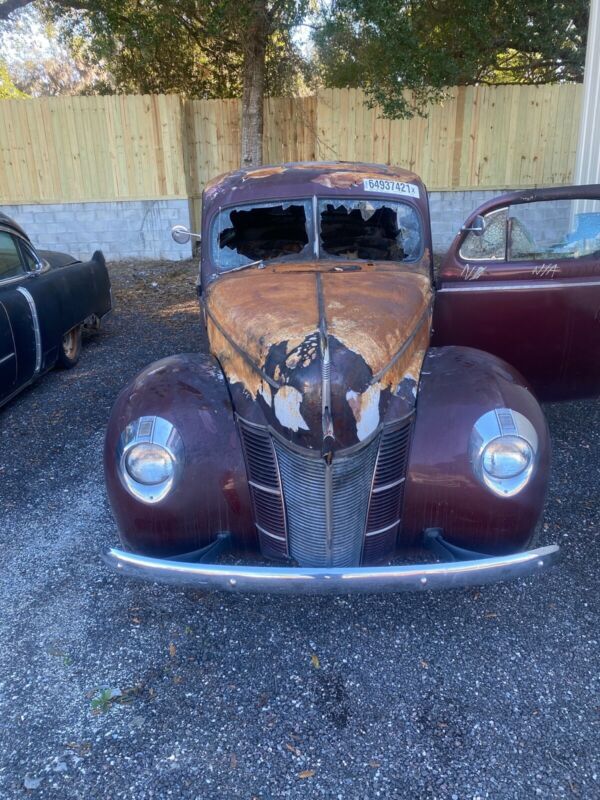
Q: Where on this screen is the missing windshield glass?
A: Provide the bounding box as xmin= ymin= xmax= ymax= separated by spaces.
xmin=319 ymin=200 xmax=421 ymax=261
xmin=219 ymin=203 xmax=309 ymax=263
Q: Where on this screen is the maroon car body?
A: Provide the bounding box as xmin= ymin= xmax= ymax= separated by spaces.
xmin=103 ymin=162 xmax=599 ymax=593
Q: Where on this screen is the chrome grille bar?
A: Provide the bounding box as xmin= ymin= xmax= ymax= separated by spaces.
xmin=274 ymin=435 xmax=379 ymax=568
xmin=238 ymin=420 xmax=288 ymax=559
xmin=363 ymin=417 xmax=413 ymax=564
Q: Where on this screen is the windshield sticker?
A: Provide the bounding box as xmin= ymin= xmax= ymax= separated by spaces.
xmin=363 ymin=178 xmax=420 ymax=199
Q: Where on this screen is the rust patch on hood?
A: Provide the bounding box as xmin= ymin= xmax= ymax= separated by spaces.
xmin=206 ymin=264 xmax=432 ymax=448
xmin=207 ymin=266 xmax=431 ymax=394
xmin=322 ymin=270 xmax=431 ymax=384
xmin=206 ymin=270 xmax=320 ymax=398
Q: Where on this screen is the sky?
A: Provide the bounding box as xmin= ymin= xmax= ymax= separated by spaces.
xmin=0 ymin=7 xmax=65 ymax=67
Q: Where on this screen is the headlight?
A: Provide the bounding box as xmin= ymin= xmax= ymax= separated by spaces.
xmin=117 ymin=416 xmax=183 ymax=503
xmin=482 ymin=436 xmax=532 ymax=479
xmin=470 ymin=408 xmax=538 ymax=497
xmin=125 ymin=443 xmax=174 ymax=485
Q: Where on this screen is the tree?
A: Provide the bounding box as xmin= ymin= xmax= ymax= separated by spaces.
xmin=313 ymin=0 xmax=589 ymax=118
xmin=0 ymin=8 xmax=106 ymax=95
xmin=0 ymin=58 xmax=26 ymax=97
xmin=0 ymin=0 xmax=309 ymax=165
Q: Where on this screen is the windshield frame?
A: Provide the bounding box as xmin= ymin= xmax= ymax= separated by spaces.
xmin=209 ymin=194 xmax=425 ymax=272
xmin=210 ymin=197 xmax=316 ymax=272
xmin=316 ymin=196 xmax=424 ymax=264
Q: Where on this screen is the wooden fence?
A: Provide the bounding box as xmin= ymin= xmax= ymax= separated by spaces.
xmin=0 ymin=85 xmax=583 ymax=211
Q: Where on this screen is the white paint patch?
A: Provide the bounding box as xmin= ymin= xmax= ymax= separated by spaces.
xmin=405 ymin=372 xmax=419 ymax=397
xmin=258 ymin=383 xmax=272 ymax=406
xmin=346 ymin=384 xmax=381 ymax=441
xmin=274 ymin=385 xmax=309 ymax=432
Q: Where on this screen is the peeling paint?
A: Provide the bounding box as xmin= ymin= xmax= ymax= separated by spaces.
xmin=274 ymin=385 xmax=310 ymax=432
xmin=346 ymin=384 xmax=381 ymax=440
xmin=258 ymin=383 xmax=272 ymax=406
xmin=207 ymin=266 xmax=431 ymax=422
xmin=244 ymin=166 xmax=288 ymax=180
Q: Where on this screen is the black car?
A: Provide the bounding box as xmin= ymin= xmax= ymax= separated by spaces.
xmin=0 ymin=212 xmax=112 ymax=408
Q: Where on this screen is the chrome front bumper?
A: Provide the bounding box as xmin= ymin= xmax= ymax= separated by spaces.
xmin=104 ymin=543 xmax=560 ymax=594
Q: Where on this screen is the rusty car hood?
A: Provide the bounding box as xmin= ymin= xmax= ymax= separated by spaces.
xmin=206 ymin=263 xmax=432 ymax=451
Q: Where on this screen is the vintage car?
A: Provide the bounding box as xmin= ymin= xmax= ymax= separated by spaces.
xmin=0 ymin=212 xmax=112 ymax=408
xmin=103 ymin=162 xmax=600 ymax=593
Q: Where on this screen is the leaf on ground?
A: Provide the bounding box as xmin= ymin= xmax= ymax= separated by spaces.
xmin=298 ymin=769 xmax=315 ymax=779
xmin=310 ymin=653 xmax=320 ymax=669
xmin=286 ymin=743 xmax=300 ymax=756
xmin=169 ymin=643 xmax=177 ymax=657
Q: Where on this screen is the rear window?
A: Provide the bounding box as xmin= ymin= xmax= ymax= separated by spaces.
xmin=212 ymin=200 xmax=313 ymax=270
xmin=318 ymin=199 xmax=421 ymax=262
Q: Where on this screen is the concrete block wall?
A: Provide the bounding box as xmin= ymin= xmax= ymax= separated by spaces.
xmin=428 ymin=190 xmax=499 ymax=254
xmin=0 ymin=199 xmax=192 ymax=261
xmin=2 ymin=190 xmax=509 ymax=261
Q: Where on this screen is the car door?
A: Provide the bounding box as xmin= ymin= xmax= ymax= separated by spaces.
xmin=432 ymin=185 xmax=600 ymax=401
xmin=0 ymin=230 xmax=39 ymax=401
xmin=0 ymin=299 xmax=17 ymax=402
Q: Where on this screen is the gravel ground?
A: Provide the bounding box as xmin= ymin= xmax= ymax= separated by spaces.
xmin=0 ymin=259 xmax=598 ymax=800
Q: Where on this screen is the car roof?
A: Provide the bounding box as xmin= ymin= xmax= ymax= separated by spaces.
xmin=202 ymin=160 xmax=425 ymax=217
xmin=0 ymin=211 xmax=29 ymax=241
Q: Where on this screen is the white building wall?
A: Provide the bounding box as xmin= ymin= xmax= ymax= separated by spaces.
xmin=575 ymin=0 xmax=600 ymax=184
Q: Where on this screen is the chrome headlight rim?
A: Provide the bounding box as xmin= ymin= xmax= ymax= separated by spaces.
xmin=117 ymin=416 xmax=184 ymax=504
xmin=470 ymin=408 xmax=538 ymax=498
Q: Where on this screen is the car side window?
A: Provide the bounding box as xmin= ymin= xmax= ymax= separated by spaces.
xmin=18 ymin=239 xmax=41 ymax=272
xmin=508 ymin=199 xmax=600 ymax=261
xmin=0 ymin=232 xmax=25 ymax=281
xmin=460 ymin=208 xmax=507 ymax=261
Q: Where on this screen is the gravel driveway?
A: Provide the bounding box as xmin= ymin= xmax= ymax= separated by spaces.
xmin=0 ymin=260 xmax=598 ymax=800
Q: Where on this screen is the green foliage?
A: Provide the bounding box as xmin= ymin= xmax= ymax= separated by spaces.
xmin=313 ymin=0 xmax=589 ymax=118
xmin=43 ymin=0 xmax=310 ymax=98
xmin=0 ymin=58 xmax=26 ymax=97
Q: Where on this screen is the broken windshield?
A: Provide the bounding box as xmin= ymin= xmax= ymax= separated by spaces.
xmin=212 ymin=200 xmax=314 ymax=270
xmin=318 ymin=199 xmax=422 ymax=262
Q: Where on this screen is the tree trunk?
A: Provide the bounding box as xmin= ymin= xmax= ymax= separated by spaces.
xmin=240 ymin=0 xmax=268 ymax=168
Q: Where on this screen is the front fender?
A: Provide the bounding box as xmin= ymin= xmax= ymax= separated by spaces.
xmin=104 ymin=353 xmax=254 ymax=557
xmin=401 ymin=346 xmax=550 ymax=554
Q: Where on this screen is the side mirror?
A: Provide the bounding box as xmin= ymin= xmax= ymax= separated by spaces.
xmin=171 ymin=224 xmax=201 ymax=245
xmin=461 ymin=214 xmax=486 ymax=237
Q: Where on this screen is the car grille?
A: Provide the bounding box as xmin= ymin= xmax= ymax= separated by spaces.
xmin=238 ymin=423 xmax=288 ymax=559
xmin=238 ymin=416 xmax=413 ymax=567
xmin=273 ymin=437 xmax=379 ymax=567
xmin=363 ymin=421 xmax=413 ymax=563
